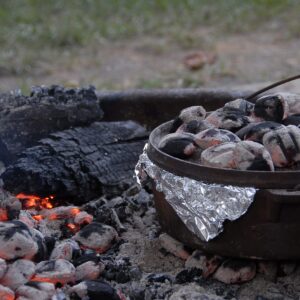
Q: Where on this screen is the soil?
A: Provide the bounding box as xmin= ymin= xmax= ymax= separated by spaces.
xmin=1 ymin=30 xmax=300 ymax=93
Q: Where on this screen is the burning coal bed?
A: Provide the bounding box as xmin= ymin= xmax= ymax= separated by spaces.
xmin=0 ymin=187 xmax=299 ymax=300
xmin=1 ymin=86 xmax=300 ymax=300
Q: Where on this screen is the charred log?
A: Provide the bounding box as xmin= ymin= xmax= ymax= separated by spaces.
xmin=1 ymin=121 xmax=147 ymax=203
xmin=0 ymin=85 xmax=103 ymax=162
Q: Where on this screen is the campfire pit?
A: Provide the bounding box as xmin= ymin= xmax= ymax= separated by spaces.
xmin=1 ymin=85 xmax=300 ymax=299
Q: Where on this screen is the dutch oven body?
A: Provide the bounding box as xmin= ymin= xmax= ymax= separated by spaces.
xmin=148 ymin=121 xmax=300 ymax=260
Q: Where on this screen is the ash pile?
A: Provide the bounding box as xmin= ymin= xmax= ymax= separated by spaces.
xmin=1 ymin=185 xmax=300 ymax=300
xmin=0 ymin=86 xmax=300 ymax=300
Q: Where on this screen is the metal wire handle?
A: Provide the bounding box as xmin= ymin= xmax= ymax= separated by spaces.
xmin=246 ymin=74 xmax=300 ymax=100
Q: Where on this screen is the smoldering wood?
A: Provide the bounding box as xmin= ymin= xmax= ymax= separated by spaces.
xmin=0 ymin=85 xmax=103 ymax=163
xmin=0 ymin=87 xmax=251 ymax=164
xmin=2 ymin=121 xmax=148 ymax=203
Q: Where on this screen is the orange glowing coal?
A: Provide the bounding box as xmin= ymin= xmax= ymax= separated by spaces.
xmin=67 ymin=223 xmax=77 ymax=231
xmin=33 ymin=215 xmax=43 ymax=221
xmin=70 ymin=207 xmax=80 ymax=216
xmin=16 ymin=193 xmax=54 ymax=210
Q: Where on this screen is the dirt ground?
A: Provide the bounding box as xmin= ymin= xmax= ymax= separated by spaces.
xmin=1 ymin=29 xmax=300 ymax=94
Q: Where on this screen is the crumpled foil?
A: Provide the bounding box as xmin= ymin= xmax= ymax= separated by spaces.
xmin=135 ymin=144 xmax=256 ymax=241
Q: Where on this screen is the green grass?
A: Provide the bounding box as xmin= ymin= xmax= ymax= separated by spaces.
xmin=0 ymin=0 xmax=299 ymax=88
xmin=1 ymin=0 xmax=299 ymax=49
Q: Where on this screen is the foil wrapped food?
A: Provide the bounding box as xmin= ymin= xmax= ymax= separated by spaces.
xmin=135 ymin=144 xmax=256 ymax=241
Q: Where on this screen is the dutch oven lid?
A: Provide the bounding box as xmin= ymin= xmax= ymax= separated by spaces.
xmin=147 ymin=120 xmax=300 ymax=189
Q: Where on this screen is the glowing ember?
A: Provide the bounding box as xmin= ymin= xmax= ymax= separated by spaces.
xmin=16 ymin=193 xmax=54 ymax=210
xmin=0 ymin=208 xmax=8 ymax=221
xmin=67 ymin=223 xmax=78 ymax=232
xmin=33 ymin=215 xmax=43 ymax=221
xmin=70 ymin=208 xmax=80 ymax=216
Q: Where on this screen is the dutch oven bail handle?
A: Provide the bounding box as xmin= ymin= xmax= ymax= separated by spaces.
xmin=246 ymin=74 xmax=300 ymax=100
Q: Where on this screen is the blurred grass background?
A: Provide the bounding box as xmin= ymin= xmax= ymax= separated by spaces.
xmin=0 ymin=0 xmax=299 ymax=92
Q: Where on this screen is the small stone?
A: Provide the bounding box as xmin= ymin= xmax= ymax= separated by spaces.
xmin=258 ymin=261 xmax=278 ymax=281
xmin=74 ymin=222 xmax=118 ymax=253
xmin=183 ymin=51 xmax=216 ymax=71
xmin=0 ymin=284 xmax=14 ymax=300
xmin=159 ymin=233 xmax=190 ymax=260
xmin=1 ymin=259 xmax=35 ymax=290
xmin=16 ymin=282 xmax=55 ymax=300
xmin=0 ymin=221 xmax=38 ymax=260
xmin=75 ymin=260 xmax=105 ymax=281
xmin=213 ymin=258 xmax=256 ymax=284
xmin=69 ymin=280 xmax=121 ymax=300
xmin=185 ymin=250 xmax=223 ymax=277
xmin=33 ymin=259 xmax=76 ymax=284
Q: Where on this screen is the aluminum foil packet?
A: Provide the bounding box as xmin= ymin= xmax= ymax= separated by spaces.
xmin=135 ymin=144 xmax=256 ymax=241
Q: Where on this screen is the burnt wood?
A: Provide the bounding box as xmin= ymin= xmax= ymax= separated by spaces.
xmin=0 ymin=87 xmax=250 ymax=163
xmin=0 ymin=85 xmax=103 ymax=162
xmin=1 ymin=121 xmax=147 ymax=203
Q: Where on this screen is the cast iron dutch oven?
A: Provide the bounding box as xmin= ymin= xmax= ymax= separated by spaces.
xmin=148 ymin=109 xmax=300 ymax=260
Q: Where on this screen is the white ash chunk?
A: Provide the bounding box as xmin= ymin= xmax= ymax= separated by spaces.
xmin=233 ymin=141 xmax=274 ymax=171
xmin=0 ymin=258 xmax=7 ymax=280
xmin=179 ymin=106 xmax=206 ymax=123
xmin=205 ymin=104 xmax=251 ymax=132
xmin=195 ymin=128 xmax=240 ymax=149
xmin=0 ymin=221 xmax=38 ymax=260
xmin=1 ymin=259 xmax=35 ymax=290
xmin=74 ymin=222 xmax=118 ymax=253
xmin=213 ymin=258 xmax=256 ymax=284
xmin=0 ymin=190 xmax=21 ymax=216
xmin=176 ymin=120 xmax=214 ymax=135
xmin=158 ymin=133 xmax=197 ymax=159
xmin=69 ymin=280 xmax=121 ymax=300
xmin=74 ymin=211 xmax=93 ymax=225
xmin=159 ymin=233 xmax=190 ymax=260
xmin=33 ymin=259 xmax=76 ymax=284
xmin=31 ymin=229 xmax=48 ymax=262
xmin=185 ymin=250 xmax=223 ymax=278
xmin=0 ymin=284 xmax=14 ymax=300
xmin=40 ymin=206 xmax=80 ymax=220
xmin=75 ymin=260 xmax=105 ymax=282
xmin=201 ymin=141 xmax=274 ymax=171
xmin=18 ymin=211 xmax=36 ymax=228
xmin=37 ymin=218 xmax=64 ymax=240
xmin=169 ymin=284 xmax=223 ymax=300
xmin=263 ymin=125 xmax=300 ymax=167
xmin=201 ymin=142 xmax=236 ymax=169
xmin=50 ymin=239 xmax=80 ymax=261
xmin=16 ymin=282 xmax=55 ymax=300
